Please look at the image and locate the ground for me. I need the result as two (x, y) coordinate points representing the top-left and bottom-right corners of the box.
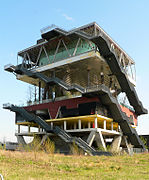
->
(0, 150), (149, 180)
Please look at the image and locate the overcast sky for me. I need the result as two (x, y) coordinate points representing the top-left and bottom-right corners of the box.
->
(0, 0), (148, 142)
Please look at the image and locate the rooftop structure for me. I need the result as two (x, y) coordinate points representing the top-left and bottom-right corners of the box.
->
(4, 22), (147, 155)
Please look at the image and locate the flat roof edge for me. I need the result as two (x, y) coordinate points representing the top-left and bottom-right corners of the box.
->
(17, 22), (135, 64)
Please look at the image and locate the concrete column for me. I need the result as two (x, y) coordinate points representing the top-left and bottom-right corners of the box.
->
(64, 121), (67, 130)
(39, 135), (48, 146)
(94, 117), (97, 128)
(123, 136), (133, 155)
(18, 125), (20, 133)
(111, 135), (122, 153)
(104, 120), (106, 130)
(28, 125), (31, 133)
(38, 126), (41, 132)
(51, 122), (53, 130)
(88, 122), (91, 129)
(16, 135), (26, 145)
(78, 119), (81, 129)
(111, 122), (113, 131)
(95, 131), (107, 151)
(118, 125), (121, 132)
(87, 131), (96, 147)
(74, 122), (77, 129)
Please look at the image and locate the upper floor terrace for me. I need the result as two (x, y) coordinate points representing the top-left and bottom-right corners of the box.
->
(14, 22), (136, 86)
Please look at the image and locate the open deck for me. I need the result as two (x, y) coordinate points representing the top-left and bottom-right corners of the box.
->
(16, 114), (119, 136)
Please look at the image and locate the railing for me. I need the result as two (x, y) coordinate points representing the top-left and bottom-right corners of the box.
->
(16, 116), (119, 138)
(16, 114), (119, 132)
(4, 64), (13, 70)
(40, 24), (57, 34)
(3, 103), (12, 108)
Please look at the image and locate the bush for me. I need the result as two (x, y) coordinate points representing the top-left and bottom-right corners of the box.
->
(70, 141), (84, 155)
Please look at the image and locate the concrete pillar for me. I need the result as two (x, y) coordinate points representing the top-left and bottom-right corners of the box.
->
(38, 126), (41, 132)
(88, 122), (91, 129)
(64, 121), (67, 130)
(61, 124), (63, 129)
(117, 125), (121, 132)
(111, 122), (113, 131)
(94, 117), (97, 128)
(78, 119), (81, 129)
(111, 135), (122, 153)
(104, 120), (106, 130)
(123, 136), (133, 155)
(39, 135), (48, 146)
(16, 135), (26, 145)
(74, 122), (77, 129)
(95, 131), (107, 151)
(51, 122), (53, 130)
(18, 125), (20, 133)
(31, 135), (48, 151)
(87, 131), (96, 147)
(28, 125), (31, 133)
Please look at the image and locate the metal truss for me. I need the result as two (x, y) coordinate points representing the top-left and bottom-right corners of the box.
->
(18, 22), (136, 83)
(79, 23), (136, 82)
(20, 37), (96, 69)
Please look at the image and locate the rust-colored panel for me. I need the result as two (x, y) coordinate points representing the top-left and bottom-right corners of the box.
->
(120, 105), (138, 126)
(24, 96), (100, 119)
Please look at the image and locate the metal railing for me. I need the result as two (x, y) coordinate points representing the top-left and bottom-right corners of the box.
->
(40, 24), (57, 34)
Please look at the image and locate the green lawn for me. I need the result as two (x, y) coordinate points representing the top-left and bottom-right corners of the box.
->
(0, 150), (149, 180)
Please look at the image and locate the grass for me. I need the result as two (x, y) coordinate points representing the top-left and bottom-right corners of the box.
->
(0, 150), (149, 180)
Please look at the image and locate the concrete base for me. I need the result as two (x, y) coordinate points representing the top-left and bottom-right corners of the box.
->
(122, 136), (134, 155)
(110, 135), (122, 153)
(16, 135), (26, 145)
(15, 128), (134, 155)
(86, 130), (107, 151)
(95, 131), (107, 151)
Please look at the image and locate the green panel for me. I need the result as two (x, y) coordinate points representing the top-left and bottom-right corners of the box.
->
(38, 39), (96, 66)
(39, 51), (49, 66)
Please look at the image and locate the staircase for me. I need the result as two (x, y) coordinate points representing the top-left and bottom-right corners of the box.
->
(53, 126), (110, 156)
(40, 27), (147, 115)
(15, 66), (85, 94)
(83, 84), (146, 150)
(3, 104), (111, 156)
